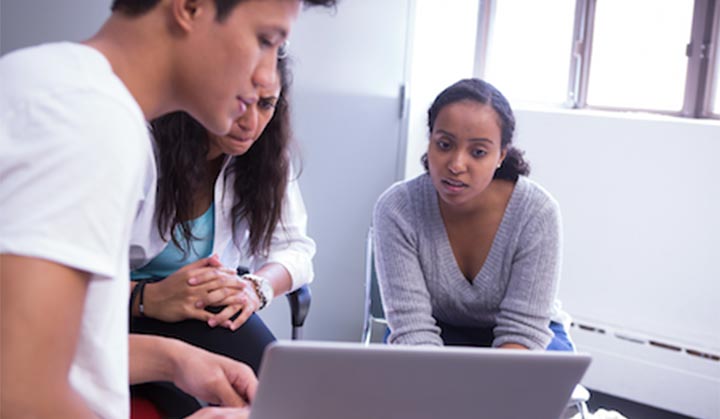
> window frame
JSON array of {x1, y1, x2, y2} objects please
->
[
  {"x1": 703, "y1": 0, "x2": 720, "y2": 116},
  {"x1": 475, "y1": 0, "x2": 720, "y2": 120}
]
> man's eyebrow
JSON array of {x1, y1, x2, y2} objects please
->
[{"x1": 265, "y1": 25, "x2": 289, "y2": 40}]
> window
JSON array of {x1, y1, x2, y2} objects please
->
[
  {"x1": 587, "y1": 0, "x2": 693, "y2": 112},
  {"x1": 474, "y1": 0, "x2": 720, "y2": 119},
  {"x1": 481, "y1": 0, "x2": 576, "y2": 106}
]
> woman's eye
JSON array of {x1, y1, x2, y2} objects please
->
[
  {"x1": 259, "y1": 99, "x2": 277, "y2": 110},
  {"x1": 435, "y1": 139, "x2": 451, "y2": 150},
  {"x1": 471, "y1": 149, "x2": 487, "y2": 158}
]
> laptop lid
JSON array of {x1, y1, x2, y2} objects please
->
[{"x1": 249, "y1": 340, "x2": 591, "y2": 419}]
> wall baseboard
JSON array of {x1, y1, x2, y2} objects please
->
[{"x1": 571, "y1": 318, "x2": 720, "y2": 419}]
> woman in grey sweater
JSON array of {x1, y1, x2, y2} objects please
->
[{"x1": 373, "y1": 78, "x2": 572, "y2": 350}]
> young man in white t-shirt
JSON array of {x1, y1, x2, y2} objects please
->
[{"x1": 0, "y1": 1, "x2": 336, "y2": 418}]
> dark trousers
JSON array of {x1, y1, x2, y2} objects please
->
[
  {"x1": 437, "y1": 319, "x2": 575, "y2": 351},
  {"x1": 130, "y1": 313, "x2": 275, "y2": 417},
  {"x1": 385, "y1": 320, "x2": 575, "y2": 351}
]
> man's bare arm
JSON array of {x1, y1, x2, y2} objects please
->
[
  {"x1": 129, "y1": 334, "x2": 258, "y2": 408},
  {"x1": 1, "y1": 254, "x2": 97, "y2": 418}
]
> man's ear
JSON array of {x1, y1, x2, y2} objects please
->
[{"x1": 170, "y1": 0, "x2": 209, "y2": 33}]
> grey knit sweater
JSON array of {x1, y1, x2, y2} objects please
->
[{"x1": 372, "y1": 173, "x2": 568, "y2": 349}]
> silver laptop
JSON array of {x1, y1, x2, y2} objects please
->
[{"x1": 249, "y1": 340, "x2": 591, "y2": 419}]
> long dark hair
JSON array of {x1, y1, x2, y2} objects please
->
[
  {"x1": 150, "y1": 58, "x2": 292, "y2": 256},
  {"x1": 421, "y1": 78, "x2": 530, "y2": 181}
]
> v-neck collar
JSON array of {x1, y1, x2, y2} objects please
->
[{"x1": 426, "y1": 175, "x2": 526, "y2": 287}]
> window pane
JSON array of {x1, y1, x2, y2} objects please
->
[
  {"x1": 483, "y1": 0, "x2": 575, "y2": 106},
  {"x1": 587, "y1": 0, "x2": 693, "y2": 112}
]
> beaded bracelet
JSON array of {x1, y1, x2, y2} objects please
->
[{"x1": 242, "y1": 273, "x2": 274, "y2": 310}]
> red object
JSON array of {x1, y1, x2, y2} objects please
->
[{"x1": 130, "y1": 396, "x2": 163, "y2": 419}]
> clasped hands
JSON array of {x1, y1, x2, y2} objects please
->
[{"x1": 141, "y1": 255, "x2": 262, "y2": 330}]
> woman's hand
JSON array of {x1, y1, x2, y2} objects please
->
[
  {"x1": 201, "y1": 262, "x2": 294, "y2": 330},
  {"x1": 204, "y1": 277, "x2": 262, "y2": 331},
  {"x1": 141, "y1": 256, "x2": 245, "y2": 323},
  {"x1": 187, "y1": 407, "x2": 251, "y2": 419}
]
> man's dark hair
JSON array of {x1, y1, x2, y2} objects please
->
[{"x1": 112, "y1": 0, "x2": 337, "y2": 22}]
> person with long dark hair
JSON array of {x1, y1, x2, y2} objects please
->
[
  {"x1": 373, "y1": 78, "x2": 573, "y2": 350},
  {"x1": 128, "y1": 57, "x2": 314, "y2": 417}
]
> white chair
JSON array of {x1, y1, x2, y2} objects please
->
[{"x1": 361, "y1": 227, "x2": 591, "y2": 418}]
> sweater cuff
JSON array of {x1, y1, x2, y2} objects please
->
[
  {"x1": 492, "y1": 331, "x2": 551, "y2": 350},
  {"x1": 389, "y1": 329, "x2": 444, "y2": 346}
]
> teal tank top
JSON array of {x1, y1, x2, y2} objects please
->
[{"x1": 131, "y1": 203, "x2": 215, "y2": 281}]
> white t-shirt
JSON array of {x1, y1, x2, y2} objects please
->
[{"x1": 0, "y1": 42, "x2": 152, "y2": 418}]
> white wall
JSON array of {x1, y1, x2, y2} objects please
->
[
  {"x1": 514, "y1": 108, "x2": 720, "y2": 417},
  {"x1": 513, "y1": 108, "x2": 720, "y2": 352},
  {"x1": 0, "y1": 0, "x2": 110, "y2": 54},
  {"x1": 258, "y1": 0, "x2": 412, "y2": 342}
]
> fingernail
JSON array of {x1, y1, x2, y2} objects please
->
[
  {"x1": 188, "y1": 277, "x2": 197, "y2": 285},
  {"x1": 208, "y1": 319, "x2": 216, "y2": 327},
  {"x1": 195, "y1": 301, "x2": 203, "y2": 308}
]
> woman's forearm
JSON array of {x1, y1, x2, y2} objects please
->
[{"x1": 253, "y1": 262, "x2": 292, "y2": 298}]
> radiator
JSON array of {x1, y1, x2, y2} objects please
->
[{"x1": 570, "y1": 317, "x2": 720, "y2": 419}]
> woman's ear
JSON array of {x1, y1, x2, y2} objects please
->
[{"x1": 498, "y1": 148, "x2": 508, "y2": 167}]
